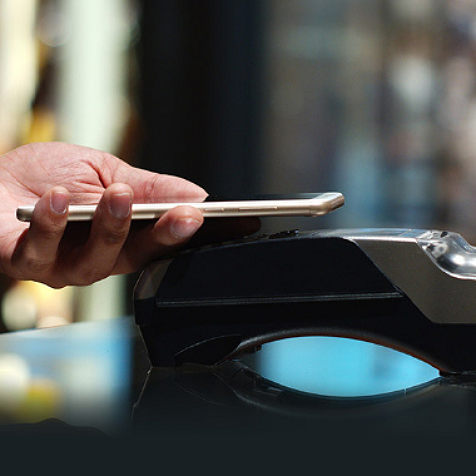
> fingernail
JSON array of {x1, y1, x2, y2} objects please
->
[
  {"x1": 109, "y1": 193, "x2": 132, "y2": 219},
  {"x1": 50, "y1": 191, "x2": 68, "y2": 215},
  {"x1": 171, "y1": 218, "x2": 201, "y2": 239}
]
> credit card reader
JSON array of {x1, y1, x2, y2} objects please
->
[{"x1": 134, "y1": 229, "x2": 476, "y2": 374}]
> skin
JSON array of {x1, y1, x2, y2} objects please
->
[{"x1": 0, "y1": 142, "x2": 209, "y2": 288}]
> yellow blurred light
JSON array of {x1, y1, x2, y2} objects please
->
[
  {"x1": 15, "y1": 378, "x2": 61, "y2": 423},
  {"x1": 23, "y1": 107, "x2": 57, "y2": 143},
  {"x1": 37, "y1": 314, "x2": 70, "y2": 329},
  {"x1": 1, "y1": 284, "x2": 37, "y2": 331},
  {"x1": 1, "y1": 281, "x2": 74, "y2": 331}
]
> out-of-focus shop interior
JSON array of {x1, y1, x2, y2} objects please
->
[
  {"x1": 1, "y1": 0, "x2": 476, "y2": 420},
  {"x1": 0, "y1": 0, "x2": 135, "y2": 331},
  {"x1": 4, "y1": 0, "x2": 476, "y2": 331}
]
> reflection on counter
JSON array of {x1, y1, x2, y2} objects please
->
[
  {"x1": 252, "y1": 336, "x2": 440, "y2": 397},
  {"x1": 0, "y1": 317, "x2": 450, "y2": 438},
  {"x1": 0, "y1": 317, "x2": 132, "y2": 432}
]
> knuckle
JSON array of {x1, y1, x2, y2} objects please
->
[
  {"x1": 46, "y1": 280, "x2": 66, "y2": 290},
  {"x1": 37, "y1": 273, "x2": 66, "y2": 289},
  {"x1": 39, "y1": 225, "x2": 64, "y2": 240},
  {"x1": 102, "y1": 227, "x2": 128, "y2": 246},
  {"x1": 21, "y1": 253, "x2": 52, "y2": 275},
  {"x1": 143, "y1": 174, "x2": 162, "y2": 201},
  {"x1": 75, "y1": 266, "x2": 111, "y2": 286},
  {"x1": 32, "y1": 218, "x2": 65, "y2": 238}
]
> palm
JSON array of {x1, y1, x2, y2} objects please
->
[{"x1": 0, "y1": 142, "x2": 207, "y2": 285}]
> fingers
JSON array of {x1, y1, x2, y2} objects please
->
[
  {"x1": 68, "y1": 183, "x2": 133, "y2": 285},
  {"x1": 11, "y1": 187, "x2": 70, "y2": 282},
  {"x1": 11, "y1": 183, "x2": 204, "y2": 286},
  {"x1": 153, "y1": 206, "x2": 204, "y2": 246},
  {"x1": 10, "y1": 179, "x2": 206, "y2": 286},
  {"x1": 114, "y1": 205, "x2": 204, "y2": 274}
]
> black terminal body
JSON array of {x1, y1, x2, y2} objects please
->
[{"x1": 134, "y1": 229, "x2": 476, "y2": 374}]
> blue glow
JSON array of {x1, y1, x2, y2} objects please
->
[
  {"x1": 256, "y1": 336, "x2": 440, "y2": 397},
  {"x1": 0, "y1": 317, "x2": 132, "y2": 430}
]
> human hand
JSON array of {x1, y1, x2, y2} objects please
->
[{"x1": 0, "y1": 142, "x2": 208, "y2": 287}]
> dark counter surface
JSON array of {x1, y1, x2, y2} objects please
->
[{"x1": 0, "y1": 317, "x2": 475, "y2": 472}]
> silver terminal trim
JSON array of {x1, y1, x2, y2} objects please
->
[
  {"x1": 310, "y1": 229, "x2": 476, "y2": 324},
  {"x1": 134, "y1": 259, "x2": 173, "y2": 300}
]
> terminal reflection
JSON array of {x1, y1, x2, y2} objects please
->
[{"x1": 0, "y1": 318, "x2": 454, "y2": 436}]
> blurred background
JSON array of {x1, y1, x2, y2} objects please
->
[
  {"x1": 2, "y1": 0, "x2": 475, "y2": 328},
  {"x1": 0, "y1": 0, "x2": 475, "y2": 417}
]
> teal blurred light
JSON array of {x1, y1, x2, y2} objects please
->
[{"x1": 257, "y1": 336, "x2": 440, "y2": 397}]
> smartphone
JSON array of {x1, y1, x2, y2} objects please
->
[{"x1": 16, "y1": 192, "x2": 344, "y2": 222}]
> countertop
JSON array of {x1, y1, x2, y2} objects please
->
[{"x1": 0, "y1": 316, "x2": 475, "y2": 471}]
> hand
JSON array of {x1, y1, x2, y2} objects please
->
[{"x1": 0, "y1": 142, "x2": 207, "y2": 288}]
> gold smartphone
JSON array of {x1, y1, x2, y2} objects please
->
[{"x1": 16, "y1": 192, "x2": 344, "y2": 222}]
